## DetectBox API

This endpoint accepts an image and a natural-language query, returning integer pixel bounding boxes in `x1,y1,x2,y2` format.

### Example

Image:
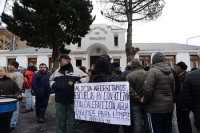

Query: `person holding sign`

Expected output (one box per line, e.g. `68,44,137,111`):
142,52,175,133
0,66,22,133
126,58,147,133
90,55,121,133
50,54,89,133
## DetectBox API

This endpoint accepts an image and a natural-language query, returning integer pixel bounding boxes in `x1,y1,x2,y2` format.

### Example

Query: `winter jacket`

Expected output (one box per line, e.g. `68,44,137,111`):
0,76,21,96
89,72,121,131
181,69,200,130
126,59,147,105
177,71,189,110
23,70,35,89
8,71,24,89
170,68,180,103
32,70,51,97
49,65,89,104
143,62,175,113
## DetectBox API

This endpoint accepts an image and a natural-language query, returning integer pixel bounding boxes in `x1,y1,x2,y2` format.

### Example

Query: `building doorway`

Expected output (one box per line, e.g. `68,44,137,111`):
90,56,100,68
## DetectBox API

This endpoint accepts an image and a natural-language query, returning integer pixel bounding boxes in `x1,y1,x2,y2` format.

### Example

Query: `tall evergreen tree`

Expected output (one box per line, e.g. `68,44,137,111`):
98,0,165,62
1,0,95,71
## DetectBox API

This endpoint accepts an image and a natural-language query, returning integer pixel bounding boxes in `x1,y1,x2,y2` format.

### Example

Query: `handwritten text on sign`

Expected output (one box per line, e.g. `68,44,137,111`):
74,82,130,125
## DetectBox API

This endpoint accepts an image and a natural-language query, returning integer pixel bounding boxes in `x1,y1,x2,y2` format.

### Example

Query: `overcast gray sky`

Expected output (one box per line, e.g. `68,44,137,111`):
1,0,200,46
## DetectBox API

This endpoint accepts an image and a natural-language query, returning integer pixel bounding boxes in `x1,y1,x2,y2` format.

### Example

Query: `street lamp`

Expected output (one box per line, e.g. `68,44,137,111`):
186,35,200,45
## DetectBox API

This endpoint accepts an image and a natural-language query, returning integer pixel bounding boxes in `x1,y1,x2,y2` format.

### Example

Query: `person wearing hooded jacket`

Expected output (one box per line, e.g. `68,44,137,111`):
126,58,147,133
141,52,175,133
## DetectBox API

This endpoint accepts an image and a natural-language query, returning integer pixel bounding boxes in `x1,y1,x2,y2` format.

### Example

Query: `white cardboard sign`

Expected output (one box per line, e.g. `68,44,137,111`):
74,81,130,125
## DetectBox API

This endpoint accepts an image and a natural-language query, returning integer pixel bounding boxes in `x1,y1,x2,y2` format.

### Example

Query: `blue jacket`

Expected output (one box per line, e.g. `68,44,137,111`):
32,70,51,97
50,64,89,104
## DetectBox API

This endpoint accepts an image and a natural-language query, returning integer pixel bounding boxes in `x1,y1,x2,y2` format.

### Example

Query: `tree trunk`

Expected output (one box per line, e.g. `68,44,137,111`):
126,23,133,62
51,44,60,73
125,1,134,62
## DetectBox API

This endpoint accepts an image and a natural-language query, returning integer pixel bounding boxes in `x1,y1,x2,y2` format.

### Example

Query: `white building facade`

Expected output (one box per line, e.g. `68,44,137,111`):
0,24,200,71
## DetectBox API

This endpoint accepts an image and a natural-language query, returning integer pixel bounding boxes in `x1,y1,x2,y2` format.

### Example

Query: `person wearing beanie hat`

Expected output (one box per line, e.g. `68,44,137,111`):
141,52,175,133
7,61,24,130
152,52,165,64
175,61,192,133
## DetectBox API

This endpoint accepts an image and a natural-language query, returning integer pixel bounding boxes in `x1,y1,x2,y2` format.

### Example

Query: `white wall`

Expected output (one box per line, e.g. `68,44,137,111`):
16,56,28,68
37,56,49,69
0,57,7,67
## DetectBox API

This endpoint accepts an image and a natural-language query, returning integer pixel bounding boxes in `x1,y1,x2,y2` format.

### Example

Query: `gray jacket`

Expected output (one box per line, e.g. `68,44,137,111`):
127,59,147,105
143,62,175,113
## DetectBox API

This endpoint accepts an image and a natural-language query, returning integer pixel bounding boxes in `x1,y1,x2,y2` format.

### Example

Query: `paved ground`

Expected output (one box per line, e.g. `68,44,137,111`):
10,95,199,133
11,95,93,133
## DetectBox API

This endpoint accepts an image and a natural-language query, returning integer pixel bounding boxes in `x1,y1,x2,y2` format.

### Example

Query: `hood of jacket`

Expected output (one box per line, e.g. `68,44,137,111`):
131,58,143,70
152,62,172,75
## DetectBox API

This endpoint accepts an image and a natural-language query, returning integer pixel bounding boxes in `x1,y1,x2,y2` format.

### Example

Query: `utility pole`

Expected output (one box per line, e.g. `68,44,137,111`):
0,0,19,50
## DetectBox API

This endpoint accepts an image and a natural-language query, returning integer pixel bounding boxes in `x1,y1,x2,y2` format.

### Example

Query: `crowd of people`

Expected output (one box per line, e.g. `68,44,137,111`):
0,52,200,133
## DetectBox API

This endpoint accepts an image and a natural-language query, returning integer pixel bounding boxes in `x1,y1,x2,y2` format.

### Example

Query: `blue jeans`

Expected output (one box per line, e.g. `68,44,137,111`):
25,89,34,110
131,105,146,133
10,101,19,128
55,102,79,133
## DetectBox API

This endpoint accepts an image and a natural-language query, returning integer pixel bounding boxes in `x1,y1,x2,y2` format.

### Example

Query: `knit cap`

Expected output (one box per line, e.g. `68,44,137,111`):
152,52,165,64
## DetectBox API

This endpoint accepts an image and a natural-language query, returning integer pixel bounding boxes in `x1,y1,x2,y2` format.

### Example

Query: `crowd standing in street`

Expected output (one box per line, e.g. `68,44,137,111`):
7,61,24,131
32,63,51,123
50,55,89,133
1,53,200,133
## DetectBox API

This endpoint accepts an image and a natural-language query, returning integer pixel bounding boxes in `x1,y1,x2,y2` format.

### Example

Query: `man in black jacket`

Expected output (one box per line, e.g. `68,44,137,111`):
175,61,193,133
181,69,200,132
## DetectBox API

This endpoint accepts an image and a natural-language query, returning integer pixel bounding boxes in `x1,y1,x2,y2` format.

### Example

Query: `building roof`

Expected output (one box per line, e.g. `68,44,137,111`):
110,25,126,30
0,47,52,54
0,43,200,55
133,43,200,51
